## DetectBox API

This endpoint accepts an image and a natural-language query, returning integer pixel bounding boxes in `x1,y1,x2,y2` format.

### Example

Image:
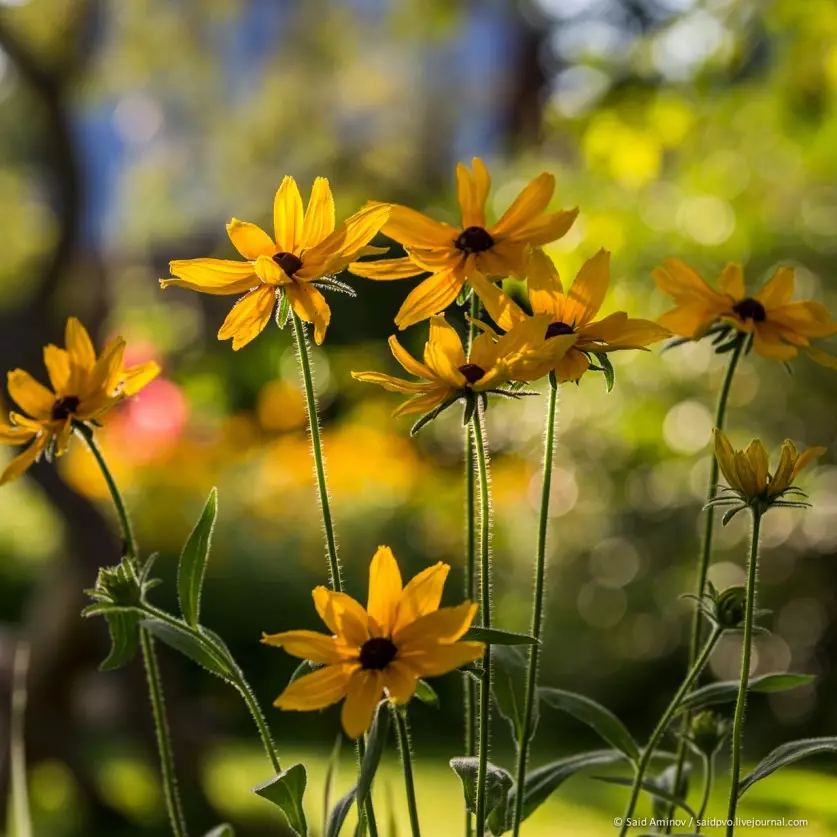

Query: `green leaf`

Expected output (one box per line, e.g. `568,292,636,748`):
415,679,439,707
101,611,141,671
676,673,816,714
592,352,615,393
739,737,837,798
202,826,234,837
538,688,640,763
508,750,626,828
325,785,356,837
276,292,291,328
253,763,307,835
178,487,218,628
289,659,323,684
357,702,390,813
449,757,513,833
465,627,539,646
593,776,697,818
140,618,234,682
491,646,538,745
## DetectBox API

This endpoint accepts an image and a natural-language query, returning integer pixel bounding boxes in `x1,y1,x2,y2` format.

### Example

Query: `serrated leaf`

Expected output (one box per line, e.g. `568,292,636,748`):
593,775,697,818
539,688,640,762
325,785,356,837
415,679,439,707
739,737,837,797
101,611,141,671
465,627,539,646
675,673,815,714
178,488,218,628
357,702,390,813
202,826,234,837
449,757,513,833
492,646,538,746
253,763,307,835
140,619,234,682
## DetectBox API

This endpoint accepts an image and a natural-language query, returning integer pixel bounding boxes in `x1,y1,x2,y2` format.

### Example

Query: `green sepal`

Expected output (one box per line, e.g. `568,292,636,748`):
253,763,308,836
591,352,615,393
100,611,141,671
410,397,458,436
415,679,439,707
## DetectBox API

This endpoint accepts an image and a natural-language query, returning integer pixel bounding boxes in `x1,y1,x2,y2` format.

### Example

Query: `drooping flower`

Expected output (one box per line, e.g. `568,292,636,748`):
161,177,390,348
351,311,574,428
350,159,578,329
709,429,826,520
0,318,160,485
470,249,669,384
263,546,485,739
653,260,837,367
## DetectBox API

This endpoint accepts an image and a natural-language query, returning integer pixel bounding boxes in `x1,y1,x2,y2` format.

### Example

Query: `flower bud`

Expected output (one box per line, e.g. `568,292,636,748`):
688,711,730,756
92,559,142,607
716,586,747,630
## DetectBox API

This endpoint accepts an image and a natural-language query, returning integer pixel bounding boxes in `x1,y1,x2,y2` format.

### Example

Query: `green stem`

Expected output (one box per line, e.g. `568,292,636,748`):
357,736,380,837
511,381,558,837
726,510,762,837
695,752,714,834
618,625,723,837
394,709,422,837
78,427,188,837
666,336,745,831
290,309,343,593
471,404,492,837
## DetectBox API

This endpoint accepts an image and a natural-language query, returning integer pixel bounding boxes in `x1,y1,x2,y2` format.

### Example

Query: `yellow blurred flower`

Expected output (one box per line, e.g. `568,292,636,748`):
351,313,573,423
263,546,484,739
653,260,837,367
161,177,390,348
0,318,159,485
350,158,578,328
472,249,669,383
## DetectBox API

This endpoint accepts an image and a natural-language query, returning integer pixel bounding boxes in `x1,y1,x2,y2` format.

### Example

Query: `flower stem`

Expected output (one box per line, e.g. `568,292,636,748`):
356,736,380,837
77,427,188,837
726,510,762,837
695,752,714,834
665,335,745,830
618,624,723,837
511,380,558,837
290,309,343,593
470,403,492,837
394,708,422,837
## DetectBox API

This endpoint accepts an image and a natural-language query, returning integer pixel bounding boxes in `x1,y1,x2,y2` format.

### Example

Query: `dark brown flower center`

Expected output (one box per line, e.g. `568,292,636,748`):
455,226,494,254
458,363,486,384
732,297,766,323
359,637,398,671
545,321,575,339
273,251,303,277
51,395,80,421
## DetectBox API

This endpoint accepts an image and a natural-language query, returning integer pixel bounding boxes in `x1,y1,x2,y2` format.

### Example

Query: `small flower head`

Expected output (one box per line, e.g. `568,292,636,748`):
686,711,730,757
161,177,390,348
470,249,669,386
351,312,572,433
653,260,837,367
709,429,826,520
350,158,578,329
0,318,159,485
263,546,485,739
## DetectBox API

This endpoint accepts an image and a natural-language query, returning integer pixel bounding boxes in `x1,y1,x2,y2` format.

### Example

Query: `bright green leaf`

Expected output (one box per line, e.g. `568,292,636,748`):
676,673,815,715
253,763,308,836
101,611,141,671
739,737,837,798
178,488,218,628
140,618,233,682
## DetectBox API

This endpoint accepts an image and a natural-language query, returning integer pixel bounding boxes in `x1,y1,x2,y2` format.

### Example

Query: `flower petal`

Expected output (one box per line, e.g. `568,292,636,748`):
274,662,357,711
713,429,741,493
561,250,611,328
226,219,276,260
341,669,384,739
380,204,458,249
753,328,798,362
717,263,745,299
805,345,837,369
395,601,477,650
755,267,795,309
217,287,276,350
85,338,126,399
744,439,769,494
7,370,54,419
491,173,555,239
65,317,96,370
43,345,72,394
469,272,527,332
502,208,578,247
0,422,38,444
261,630,351,664
367,546,403,637
310,204,391,263
769,441,796,497
398,641,485,677
581,314,670,350
790,446,826,483
457,160,489,229
526,249,564,318
274,176,304,253
388,335,435,380
351,371,436,394
164,259,259,296
312,587,371,647
551,348,590,383
733,450,760,499
391,389,451,419
301,177,335,248
393,562,450,633
395,269,466,330
349,258,425,281
383,661,418,704
0,434,47,486
424,315,467,386
284,282,331,345
122,361,161,396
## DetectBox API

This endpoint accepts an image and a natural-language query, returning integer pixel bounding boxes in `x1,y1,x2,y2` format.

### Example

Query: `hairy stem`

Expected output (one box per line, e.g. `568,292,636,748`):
394,709,422,837
726,510,762,836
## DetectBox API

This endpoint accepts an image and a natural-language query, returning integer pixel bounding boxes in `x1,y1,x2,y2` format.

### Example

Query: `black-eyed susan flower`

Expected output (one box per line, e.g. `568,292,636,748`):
263,546,485,739
351,311,573,432
350,159,578,329
708,429,826,522
161,177,390,348
470,249,669,384
653,260,837,367
0,318,159,485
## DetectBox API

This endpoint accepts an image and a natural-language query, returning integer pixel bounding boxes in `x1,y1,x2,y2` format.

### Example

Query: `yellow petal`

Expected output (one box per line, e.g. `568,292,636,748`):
65,317,96,370
388,335,435,380
652,260,721,303
274,663,357,711
312,587,371,646
274,176,304,253
398,641,485,677
713,429,741,493
226,219,276,260
164,259,258,295
217,287,276,350
301,177,335,248
0,435,47,486
790,446,826,483
502,208,578,247
122,361,161,396
351,371,436,394
380,204,458,249
0,422,38,444
383,661,418,704
744,439,769,494
526,249,564,318
43,345,72,394
551,348,590,383
285,283,331,345
769,441,796,497
253,254,292,286
468,331,500,375
718,263,745,299
491,172,555,239
395,601,477,651
469,272,527,332
391,389,451,419
395,269,466,330
310,204,391,263
341,669,384,739
753,328,797,362
260,630,350,664
367,546,403,637
657,306,719,340
560,250,611,328
471,158,492,227
85,338,126,399
733,450,760,499
7,370,54,419
769,302,837,339
805,345,837,369
456,160,488,229
393,562,451,634
349,258,425,281
581,315,669,350
424,315,467,386
755,267,795,310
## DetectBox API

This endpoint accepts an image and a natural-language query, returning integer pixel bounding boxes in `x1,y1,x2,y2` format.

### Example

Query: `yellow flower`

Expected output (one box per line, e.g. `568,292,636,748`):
470,249,669,383
351,312,573,422
711,429,826,515
263,546,485,739
0,318,159,485
161,177,390,348
350,158,578,329
653,260,837,367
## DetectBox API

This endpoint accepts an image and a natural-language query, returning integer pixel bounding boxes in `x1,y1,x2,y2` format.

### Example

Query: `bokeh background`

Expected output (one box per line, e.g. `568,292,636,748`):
1,0,837,835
